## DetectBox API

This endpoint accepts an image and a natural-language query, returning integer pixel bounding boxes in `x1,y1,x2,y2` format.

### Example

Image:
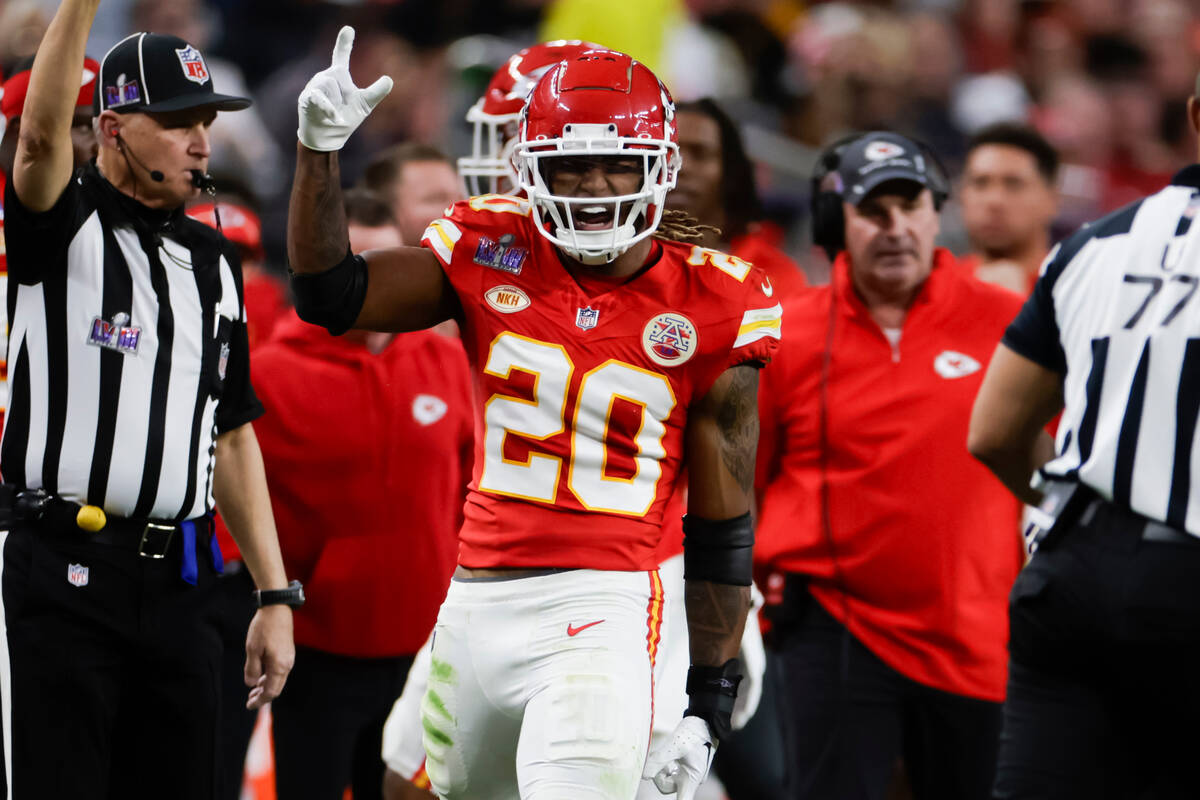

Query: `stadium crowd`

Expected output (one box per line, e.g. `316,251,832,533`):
1,0,1199,799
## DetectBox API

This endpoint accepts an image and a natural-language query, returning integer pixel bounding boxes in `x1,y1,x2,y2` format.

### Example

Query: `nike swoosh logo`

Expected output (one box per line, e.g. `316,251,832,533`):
761,277,774,297
567,619,605,637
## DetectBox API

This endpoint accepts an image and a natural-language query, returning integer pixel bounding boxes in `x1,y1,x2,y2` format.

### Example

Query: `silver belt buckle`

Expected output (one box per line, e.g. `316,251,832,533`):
138,522,175,559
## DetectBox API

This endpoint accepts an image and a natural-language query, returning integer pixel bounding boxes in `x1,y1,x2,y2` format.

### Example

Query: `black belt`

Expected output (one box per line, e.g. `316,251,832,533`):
0,485,211,559
1079,493,1199,547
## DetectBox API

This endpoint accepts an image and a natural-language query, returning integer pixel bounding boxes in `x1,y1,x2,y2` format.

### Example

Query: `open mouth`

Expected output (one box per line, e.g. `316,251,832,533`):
572,204,616,230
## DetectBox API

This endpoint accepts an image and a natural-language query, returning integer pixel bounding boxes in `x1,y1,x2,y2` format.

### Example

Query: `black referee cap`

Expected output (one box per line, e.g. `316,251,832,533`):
95,32,251,115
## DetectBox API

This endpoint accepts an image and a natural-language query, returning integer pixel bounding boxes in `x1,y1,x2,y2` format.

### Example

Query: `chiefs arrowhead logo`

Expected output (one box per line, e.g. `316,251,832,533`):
933,350,981,379
412,394,448,426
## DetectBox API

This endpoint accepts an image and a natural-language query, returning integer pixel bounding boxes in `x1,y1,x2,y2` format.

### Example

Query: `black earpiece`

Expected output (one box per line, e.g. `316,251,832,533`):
809,132,950,261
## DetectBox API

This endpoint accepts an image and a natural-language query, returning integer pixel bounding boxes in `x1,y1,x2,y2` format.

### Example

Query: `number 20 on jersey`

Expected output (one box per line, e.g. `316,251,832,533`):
478,332,677,516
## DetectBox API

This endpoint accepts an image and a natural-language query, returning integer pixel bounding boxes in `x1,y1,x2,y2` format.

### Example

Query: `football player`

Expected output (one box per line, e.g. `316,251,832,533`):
380,41,768,800
288,30,781,800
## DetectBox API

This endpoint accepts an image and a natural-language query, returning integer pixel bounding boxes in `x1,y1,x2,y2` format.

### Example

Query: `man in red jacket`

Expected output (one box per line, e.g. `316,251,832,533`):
261,190,475,800
756,132,1025,800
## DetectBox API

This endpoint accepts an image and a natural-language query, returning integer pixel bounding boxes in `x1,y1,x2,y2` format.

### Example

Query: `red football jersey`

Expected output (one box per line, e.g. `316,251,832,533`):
423,194,782,571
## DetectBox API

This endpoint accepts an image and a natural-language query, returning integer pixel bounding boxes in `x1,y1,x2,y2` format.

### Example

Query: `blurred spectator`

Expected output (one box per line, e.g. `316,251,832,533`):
262,189,474,800
669,98,806,300
360,142,464,245
0,1,49,76
130,0,287,200
960,122,1059,295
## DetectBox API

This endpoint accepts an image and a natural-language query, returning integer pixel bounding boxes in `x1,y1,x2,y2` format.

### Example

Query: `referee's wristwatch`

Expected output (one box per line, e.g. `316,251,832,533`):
254,580,306,609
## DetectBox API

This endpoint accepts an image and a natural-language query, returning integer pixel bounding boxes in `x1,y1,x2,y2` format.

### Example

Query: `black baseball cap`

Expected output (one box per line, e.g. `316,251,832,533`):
95,32,251,115
831,132,938,204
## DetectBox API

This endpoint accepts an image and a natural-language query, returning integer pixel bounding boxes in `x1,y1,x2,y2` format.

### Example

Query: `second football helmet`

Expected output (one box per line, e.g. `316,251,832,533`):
513,50,681,265
458,40,599,197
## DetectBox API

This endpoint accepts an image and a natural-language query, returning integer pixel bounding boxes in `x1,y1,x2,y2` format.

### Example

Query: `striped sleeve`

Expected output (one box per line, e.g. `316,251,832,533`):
727,301,783,369
421,218,463,267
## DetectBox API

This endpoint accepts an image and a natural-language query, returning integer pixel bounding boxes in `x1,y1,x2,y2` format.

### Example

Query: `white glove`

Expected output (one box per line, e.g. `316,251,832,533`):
297,26,394,152
642,716,717,800
731,582,766,730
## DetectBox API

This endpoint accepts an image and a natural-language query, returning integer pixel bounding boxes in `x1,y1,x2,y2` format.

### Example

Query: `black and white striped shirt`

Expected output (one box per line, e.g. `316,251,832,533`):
1005,165,1200,536
1,164,262,521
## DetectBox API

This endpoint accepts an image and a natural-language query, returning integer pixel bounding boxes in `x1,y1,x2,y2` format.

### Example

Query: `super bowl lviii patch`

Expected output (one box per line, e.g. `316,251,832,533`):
642,312,697,366
474,234,528,275
88,311,141,355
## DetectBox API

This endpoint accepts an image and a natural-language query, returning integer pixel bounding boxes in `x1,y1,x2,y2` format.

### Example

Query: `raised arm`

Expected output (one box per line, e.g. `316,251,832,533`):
12,0,99,211
287,27,459,333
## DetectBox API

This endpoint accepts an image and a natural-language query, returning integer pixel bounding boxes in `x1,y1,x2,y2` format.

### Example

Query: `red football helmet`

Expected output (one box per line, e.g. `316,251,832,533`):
514,50,680,265
458,40,599,197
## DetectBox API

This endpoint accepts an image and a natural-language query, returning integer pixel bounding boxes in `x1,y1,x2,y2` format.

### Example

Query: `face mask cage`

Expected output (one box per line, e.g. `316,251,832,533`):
514,125,679,264
457,103,521,197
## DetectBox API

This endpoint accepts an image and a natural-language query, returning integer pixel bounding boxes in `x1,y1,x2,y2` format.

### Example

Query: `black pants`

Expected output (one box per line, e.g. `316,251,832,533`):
993,502,1200,800
1,519,223,799
774,593,1001,800
271,645,414,800
213,565,258,800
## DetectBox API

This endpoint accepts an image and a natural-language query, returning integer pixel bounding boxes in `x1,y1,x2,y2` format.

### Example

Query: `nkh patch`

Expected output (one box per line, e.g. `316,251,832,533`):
217,342,230,381
67,563,89,587
576,307,599,330
484,285,531,314
175,45,210,84
642,312,697,366
474,233,528,274
88,311,141,355
105,74,141,108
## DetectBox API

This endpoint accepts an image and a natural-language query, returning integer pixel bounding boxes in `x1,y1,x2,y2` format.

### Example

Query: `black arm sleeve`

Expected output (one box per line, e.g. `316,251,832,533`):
288,248,369,336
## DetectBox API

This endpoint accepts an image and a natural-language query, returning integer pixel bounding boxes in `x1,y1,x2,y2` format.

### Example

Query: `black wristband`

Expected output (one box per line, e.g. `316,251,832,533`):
683,658,742,742
682,512,754,586
254,579,305,608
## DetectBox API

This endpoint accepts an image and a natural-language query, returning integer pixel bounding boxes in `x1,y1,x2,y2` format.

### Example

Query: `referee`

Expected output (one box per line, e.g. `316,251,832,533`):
1,2,296,798
969,84,1200,797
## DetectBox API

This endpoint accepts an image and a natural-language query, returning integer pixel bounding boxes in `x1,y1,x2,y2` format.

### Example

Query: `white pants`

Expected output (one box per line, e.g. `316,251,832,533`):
421,569,665,800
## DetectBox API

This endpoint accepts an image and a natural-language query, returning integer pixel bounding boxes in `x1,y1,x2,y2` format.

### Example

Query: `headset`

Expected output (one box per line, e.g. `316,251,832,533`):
810,131,951,261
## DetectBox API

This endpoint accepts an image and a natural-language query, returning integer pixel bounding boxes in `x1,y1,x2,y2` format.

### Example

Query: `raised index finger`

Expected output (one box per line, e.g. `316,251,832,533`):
331,25,355,69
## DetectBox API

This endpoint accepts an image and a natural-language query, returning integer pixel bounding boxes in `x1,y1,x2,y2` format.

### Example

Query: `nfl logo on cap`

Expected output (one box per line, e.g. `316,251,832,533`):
175,45,209,85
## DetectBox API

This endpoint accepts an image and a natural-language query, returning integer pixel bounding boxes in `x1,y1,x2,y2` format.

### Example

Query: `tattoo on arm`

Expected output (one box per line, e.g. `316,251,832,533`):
714,366,760,494
287,147,349,274
685,580,751,666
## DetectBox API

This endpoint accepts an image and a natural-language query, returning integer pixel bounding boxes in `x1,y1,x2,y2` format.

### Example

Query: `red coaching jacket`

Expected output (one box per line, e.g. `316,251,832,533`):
250,315,474,657
755,249,1025,701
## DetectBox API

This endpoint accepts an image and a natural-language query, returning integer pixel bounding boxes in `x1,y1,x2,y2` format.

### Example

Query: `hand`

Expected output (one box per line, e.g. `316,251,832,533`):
244,604,295,709
642,716,716,800
297,26,394,152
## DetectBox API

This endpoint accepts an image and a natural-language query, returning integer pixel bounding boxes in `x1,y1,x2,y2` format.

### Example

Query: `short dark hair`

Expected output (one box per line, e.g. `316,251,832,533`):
674,98,763,240
343,188,396,228
361,142,455,196
965,123,1059,185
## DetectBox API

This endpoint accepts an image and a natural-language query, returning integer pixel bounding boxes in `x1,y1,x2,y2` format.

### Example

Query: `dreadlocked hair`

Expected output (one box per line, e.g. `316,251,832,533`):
653,209,721,244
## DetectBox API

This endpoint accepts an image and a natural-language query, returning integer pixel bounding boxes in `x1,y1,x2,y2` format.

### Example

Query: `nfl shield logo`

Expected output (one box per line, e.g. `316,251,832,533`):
175,45,210,85
576,307,600,331
67,563,89,587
